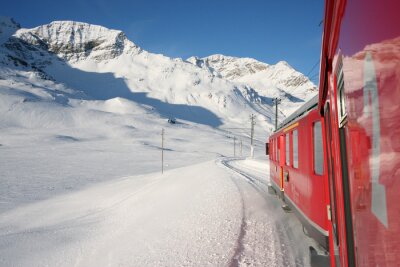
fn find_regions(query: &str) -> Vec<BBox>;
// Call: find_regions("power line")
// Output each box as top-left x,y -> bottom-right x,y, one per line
305,60 -> 320,78
310,72 -> 320,82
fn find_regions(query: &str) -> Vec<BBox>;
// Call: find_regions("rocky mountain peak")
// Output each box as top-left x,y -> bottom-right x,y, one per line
14,20 -> 141,61
188,54 -> 270,80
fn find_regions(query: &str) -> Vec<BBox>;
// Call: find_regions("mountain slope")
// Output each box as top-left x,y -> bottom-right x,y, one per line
0,18 -> 316,138
187,54 -> 317,116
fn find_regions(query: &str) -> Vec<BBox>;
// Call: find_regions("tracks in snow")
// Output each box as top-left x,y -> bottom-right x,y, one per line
219,157 -> 310,267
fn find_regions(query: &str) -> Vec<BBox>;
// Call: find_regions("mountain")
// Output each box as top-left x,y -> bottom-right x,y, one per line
0,16 -> 318,219
187,54 -> 317,116
0,17 -> 317,138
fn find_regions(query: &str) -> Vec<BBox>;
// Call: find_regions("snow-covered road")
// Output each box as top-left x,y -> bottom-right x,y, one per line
0,158 -> 312,266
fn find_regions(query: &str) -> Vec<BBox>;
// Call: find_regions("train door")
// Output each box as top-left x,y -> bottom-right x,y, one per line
335,60 -> 356,267
324,102 -> 341,266
324,64 -> 356,267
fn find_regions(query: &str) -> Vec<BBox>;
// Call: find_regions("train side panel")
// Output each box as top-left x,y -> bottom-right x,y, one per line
269,108 -> 330,250
320,0 -> 400,266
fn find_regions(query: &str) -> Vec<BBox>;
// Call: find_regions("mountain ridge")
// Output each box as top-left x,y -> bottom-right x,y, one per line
0,17 -> 317,135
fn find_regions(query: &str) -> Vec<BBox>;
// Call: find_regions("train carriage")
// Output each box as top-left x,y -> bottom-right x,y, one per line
268,95 -> 331,251
267,1 -> 400,266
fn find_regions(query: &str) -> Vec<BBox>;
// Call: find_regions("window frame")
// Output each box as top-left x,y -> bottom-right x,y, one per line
313,120 -> 324,175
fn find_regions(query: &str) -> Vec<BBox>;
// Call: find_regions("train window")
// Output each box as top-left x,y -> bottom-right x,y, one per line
286,134 -> 290,165
336,58 -> 347,128
313,121 -> 324,175
276,138 -> 279,161
293,129 -> 298,168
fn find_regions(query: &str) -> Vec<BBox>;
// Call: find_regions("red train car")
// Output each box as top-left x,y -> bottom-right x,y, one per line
318,0 -> 400,266
268,95 -> 331,251
268,1 -> 400,266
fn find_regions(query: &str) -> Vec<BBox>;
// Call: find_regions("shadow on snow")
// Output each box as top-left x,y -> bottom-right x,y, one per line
46,61 -> 223,127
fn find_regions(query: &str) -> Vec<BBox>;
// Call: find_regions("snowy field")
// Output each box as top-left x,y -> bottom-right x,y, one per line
0,131 -> 313,266
0,71 -> 314,267
0,66 -> 316,267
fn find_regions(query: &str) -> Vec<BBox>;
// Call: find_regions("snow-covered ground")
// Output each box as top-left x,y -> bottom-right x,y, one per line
0,152 -> 314,266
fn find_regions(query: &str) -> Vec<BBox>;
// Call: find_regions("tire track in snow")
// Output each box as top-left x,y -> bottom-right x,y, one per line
227,176 -> 247,267
219,158 -> 283,266
219,157 -> 307,267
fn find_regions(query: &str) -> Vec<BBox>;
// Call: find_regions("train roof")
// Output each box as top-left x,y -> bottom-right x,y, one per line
275,94 -> 319,132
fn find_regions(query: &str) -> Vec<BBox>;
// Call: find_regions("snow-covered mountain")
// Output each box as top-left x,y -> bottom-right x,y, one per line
187,54 -> 317,115
0,17 -> 316,137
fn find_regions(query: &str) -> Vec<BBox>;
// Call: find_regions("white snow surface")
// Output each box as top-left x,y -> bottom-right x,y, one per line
0,17 -> 316,266
0,156 -> 313,267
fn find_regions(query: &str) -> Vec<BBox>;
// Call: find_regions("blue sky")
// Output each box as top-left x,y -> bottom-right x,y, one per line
3,0 -> 324,82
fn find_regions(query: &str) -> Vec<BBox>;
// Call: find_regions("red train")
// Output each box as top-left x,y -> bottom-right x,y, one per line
268,95 -> 330,253
267,0 -> 400,266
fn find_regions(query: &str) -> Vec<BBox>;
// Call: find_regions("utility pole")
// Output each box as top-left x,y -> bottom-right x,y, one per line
233,136 -> 236,157
273,98 -> 282,130
161,128 -> 164,174
250,114 -> 256,158
240,140 -> 243,157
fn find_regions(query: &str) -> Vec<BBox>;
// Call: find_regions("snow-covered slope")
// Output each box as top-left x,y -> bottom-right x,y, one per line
0,15 -> 320,211
187,54 -> 317,116
0,18 -> 317,135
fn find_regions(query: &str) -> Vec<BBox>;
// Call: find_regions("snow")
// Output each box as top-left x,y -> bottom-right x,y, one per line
0,161 -> 242,266
0,18 -> 318,266
187,54 -> 318,117
0,153 -> 314,266
1,19 -> 317,134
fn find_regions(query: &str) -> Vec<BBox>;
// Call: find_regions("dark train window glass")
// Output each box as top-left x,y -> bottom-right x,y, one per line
293,129 -> 298,168
286,134 -> 290,165
276,138 -> 279,161
336,58 -> 347,128
313,121 -> 324,175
